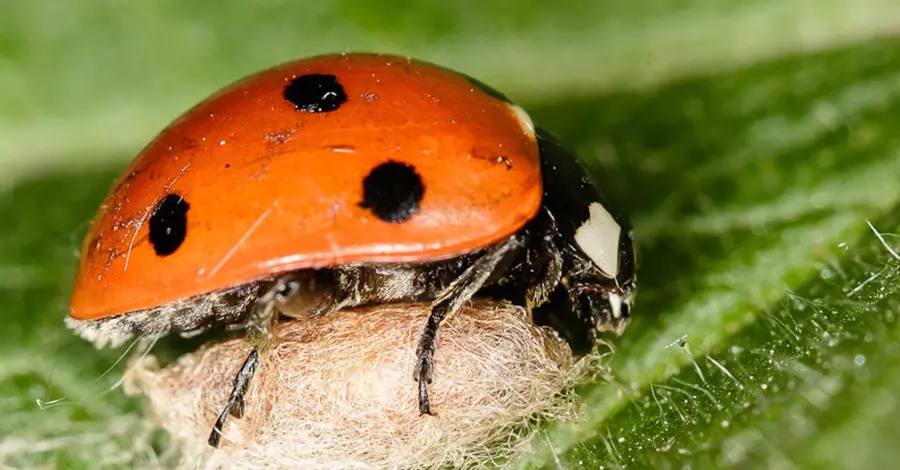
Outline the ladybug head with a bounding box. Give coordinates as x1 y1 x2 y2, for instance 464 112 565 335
563 248 636 339
536 129 637 341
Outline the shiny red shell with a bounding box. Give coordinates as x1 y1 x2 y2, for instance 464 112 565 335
69 53 542 321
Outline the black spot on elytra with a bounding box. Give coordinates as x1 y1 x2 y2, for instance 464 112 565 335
464 74 512 104
149 194 190 256
283 74 347 113
358 161 424 223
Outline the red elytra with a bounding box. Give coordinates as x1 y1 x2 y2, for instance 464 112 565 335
69 53 542 321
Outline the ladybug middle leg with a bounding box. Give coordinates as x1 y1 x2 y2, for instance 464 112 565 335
414 235 524 415
208 275 301 448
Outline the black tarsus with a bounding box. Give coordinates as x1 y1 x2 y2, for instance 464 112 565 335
417 365 432 414
208 348 260 448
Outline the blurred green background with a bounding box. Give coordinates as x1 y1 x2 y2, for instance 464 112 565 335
4 1 900 468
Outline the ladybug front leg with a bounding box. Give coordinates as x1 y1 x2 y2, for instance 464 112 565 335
208 275 301 448
414 235 524 415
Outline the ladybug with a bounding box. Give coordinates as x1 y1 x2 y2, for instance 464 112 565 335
67 53 636 447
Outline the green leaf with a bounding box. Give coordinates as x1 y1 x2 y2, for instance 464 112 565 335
4 2 900 468
519 37 900 469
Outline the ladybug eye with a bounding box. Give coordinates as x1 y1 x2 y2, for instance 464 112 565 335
573 202 621 278
358 161 425 223
149 194 190 256
283 74 347 113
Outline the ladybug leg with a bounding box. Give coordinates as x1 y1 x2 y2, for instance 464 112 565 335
414 235 524 415
208 349 259 447
524 232 564 316
208 276 301 448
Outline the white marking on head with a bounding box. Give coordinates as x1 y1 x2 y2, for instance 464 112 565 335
574 202 621 278
608 292 623 319
507 103 535 139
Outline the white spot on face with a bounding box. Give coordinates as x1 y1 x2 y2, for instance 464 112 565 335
507 103 535 140
574 202 621 278
608 292 623 319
